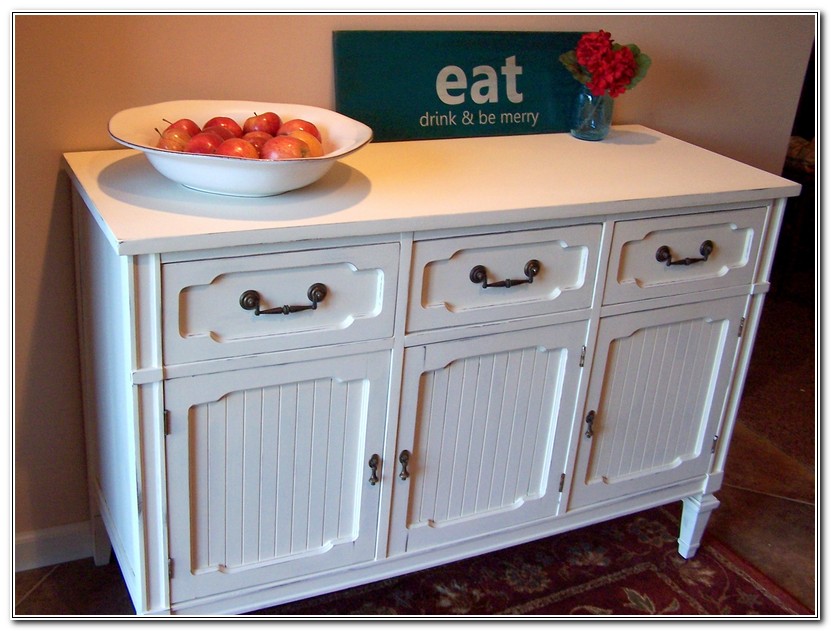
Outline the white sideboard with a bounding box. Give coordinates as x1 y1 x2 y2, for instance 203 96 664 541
64 126 799 615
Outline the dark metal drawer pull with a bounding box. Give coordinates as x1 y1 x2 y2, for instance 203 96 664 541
655 240 714 267
239 283 328 316
469 259 541 288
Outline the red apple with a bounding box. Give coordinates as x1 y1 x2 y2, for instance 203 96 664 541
163 118 201 137
278 118 321 141
260 135 310 160
154 126 190 151
202 116 243 138
215 138 260 159
156 136 188 151
243 111 282 136
202 125 236 141
242 131 273 155
184 130 224 154
260 111 282 133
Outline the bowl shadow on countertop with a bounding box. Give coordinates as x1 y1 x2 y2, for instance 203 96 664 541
96 154 372 222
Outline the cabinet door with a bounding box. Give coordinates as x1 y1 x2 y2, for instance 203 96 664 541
164 351 390 604
567 296 747 511
390 321 588 553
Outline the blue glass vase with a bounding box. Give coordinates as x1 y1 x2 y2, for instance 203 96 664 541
571 87 614 141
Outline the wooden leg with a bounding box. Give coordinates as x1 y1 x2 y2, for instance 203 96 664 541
677 494 720 559
90 514 113 566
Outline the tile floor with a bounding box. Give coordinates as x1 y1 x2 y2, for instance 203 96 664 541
706 267 816 613
14 272 817 617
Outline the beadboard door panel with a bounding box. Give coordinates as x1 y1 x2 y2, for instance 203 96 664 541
163 351 390 603
390 321 588 553
568 296 748 510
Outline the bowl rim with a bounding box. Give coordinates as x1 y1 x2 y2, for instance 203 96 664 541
108 99 373 163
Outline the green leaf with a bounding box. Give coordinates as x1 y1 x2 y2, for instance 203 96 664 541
625 44 651 91
558 50 591 85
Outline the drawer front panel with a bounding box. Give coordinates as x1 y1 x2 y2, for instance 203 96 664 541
163 243 399 364
604 207 768 305
408 225 602 332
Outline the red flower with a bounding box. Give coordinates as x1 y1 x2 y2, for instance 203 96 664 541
586 45 637 97
563 30 645 98
575 30 613 70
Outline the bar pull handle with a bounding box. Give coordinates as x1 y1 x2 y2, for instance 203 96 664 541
240 283 328 315
655 240 714 267
470 259 541 288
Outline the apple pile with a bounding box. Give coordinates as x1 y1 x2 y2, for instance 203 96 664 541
154 111 324 160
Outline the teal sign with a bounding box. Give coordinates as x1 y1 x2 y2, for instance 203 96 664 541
333 31 584 141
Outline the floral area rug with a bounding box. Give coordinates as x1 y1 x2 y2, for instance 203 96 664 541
249 504 811 618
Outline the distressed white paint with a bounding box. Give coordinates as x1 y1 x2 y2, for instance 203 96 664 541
66 127 798 614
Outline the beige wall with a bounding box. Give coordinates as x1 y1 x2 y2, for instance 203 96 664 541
14 13 815 535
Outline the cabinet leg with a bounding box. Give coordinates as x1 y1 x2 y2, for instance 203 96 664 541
677 494 720 559
90 514 113 566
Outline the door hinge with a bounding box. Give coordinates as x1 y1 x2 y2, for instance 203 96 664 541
711 434 719 454
738 316 746 337
558 473 566 493
163 410 171 436
168 558 174 579
579 345 587 368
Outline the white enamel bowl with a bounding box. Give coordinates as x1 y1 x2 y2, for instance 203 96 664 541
108 100 373 197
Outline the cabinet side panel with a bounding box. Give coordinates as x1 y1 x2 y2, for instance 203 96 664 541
75 202 142 599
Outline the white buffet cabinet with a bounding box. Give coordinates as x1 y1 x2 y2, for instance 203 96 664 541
65 126 799 615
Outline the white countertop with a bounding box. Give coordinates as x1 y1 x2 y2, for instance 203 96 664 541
63 125 800 256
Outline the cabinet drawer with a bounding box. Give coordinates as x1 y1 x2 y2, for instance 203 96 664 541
162 243 399 364
603 207 768 305
407 225 601 332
